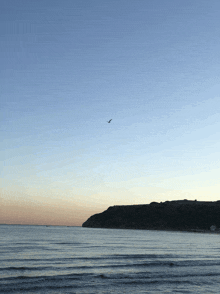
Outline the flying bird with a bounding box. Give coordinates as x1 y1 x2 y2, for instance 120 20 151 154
107 119 112 123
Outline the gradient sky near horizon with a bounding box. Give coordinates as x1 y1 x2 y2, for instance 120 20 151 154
1 0 220 226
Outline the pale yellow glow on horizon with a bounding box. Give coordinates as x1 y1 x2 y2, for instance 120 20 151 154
0 187 107 226
1 177 220 226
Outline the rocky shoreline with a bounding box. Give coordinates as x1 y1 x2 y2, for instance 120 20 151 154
82 200 220 233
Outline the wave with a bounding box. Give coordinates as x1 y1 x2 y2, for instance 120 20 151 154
1 270 219 294
1 258 220 272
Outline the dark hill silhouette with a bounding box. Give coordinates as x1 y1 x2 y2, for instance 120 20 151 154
82 200 220 232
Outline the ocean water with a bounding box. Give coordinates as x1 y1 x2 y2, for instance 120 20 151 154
0 225 219 293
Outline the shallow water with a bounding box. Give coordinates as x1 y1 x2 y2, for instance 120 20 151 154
0 225 220 293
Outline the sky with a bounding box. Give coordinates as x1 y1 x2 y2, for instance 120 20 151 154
1 0 220 226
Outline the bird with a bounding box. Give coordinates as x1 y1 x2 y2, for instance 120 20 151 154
107 119 112 123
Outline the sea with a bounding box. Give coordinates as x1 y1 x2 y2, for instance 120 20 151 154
0 225 220 293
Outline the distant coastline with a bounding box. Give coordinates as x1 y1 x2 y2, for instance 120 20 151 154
82 200 220 233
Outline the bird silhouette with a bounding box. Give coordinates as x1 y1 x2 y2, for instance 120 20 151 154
107 119 112 123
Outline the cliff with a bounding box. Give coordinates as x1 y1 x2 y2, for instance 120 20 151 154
82 200 220 232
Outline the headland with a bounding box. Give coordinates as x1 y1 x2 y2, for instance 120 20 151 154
82 200 220 233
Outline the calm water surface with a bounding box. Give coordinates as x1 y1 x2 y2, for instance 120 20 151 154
0 225 219 293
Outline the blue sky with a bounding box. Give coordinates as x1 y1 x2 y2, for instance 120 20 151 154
1 0 220 225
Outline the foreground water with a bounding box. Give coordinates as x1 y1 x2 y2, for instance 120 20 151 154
0 225 219 293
